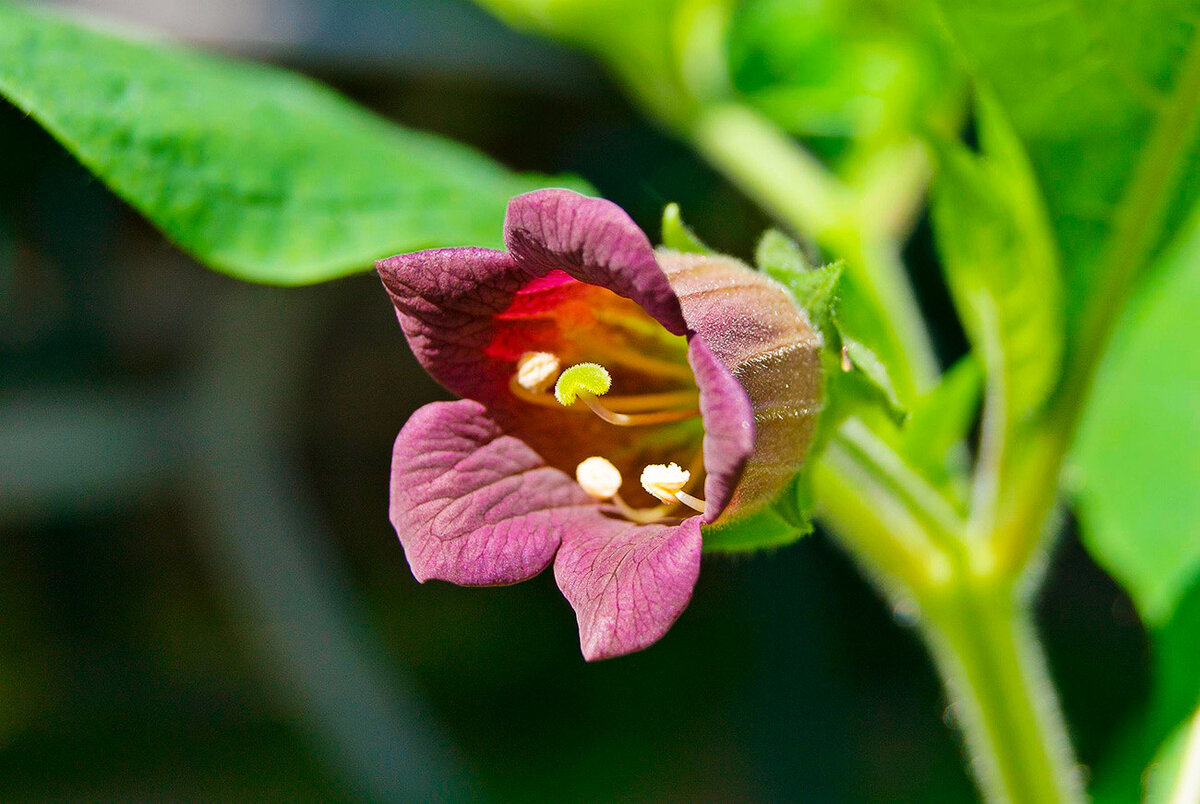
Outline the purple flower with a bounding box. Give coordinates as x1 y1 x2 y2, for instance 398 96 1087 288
378 189 821 660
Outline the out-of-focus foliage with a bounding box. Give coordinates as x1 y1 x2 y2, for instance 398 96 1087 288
0 2 589 285
728 0 956 146
1073 210 1200 627
929 0 1200 333
471 0 733 121
898 356 980 501
1094 581 1200 802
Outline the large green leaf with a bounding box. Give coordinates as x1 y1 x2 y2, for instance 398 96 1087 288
1077 208 1200 799
0 3 587 285
1071 208 1200 626
928 0 1200 333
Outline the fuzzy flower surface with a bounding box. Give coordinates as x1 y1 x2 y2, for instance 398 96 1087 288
378 189 820 660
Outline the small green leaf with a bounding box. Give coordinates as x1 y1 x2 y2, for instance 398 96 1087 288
1072 206 1200 626
0 3 590 285
703 475 812 553
760 228 904 425
899 355 981 499
660 203 714 254
930 92 1062 422
756 227 812 274
757 229 841 334
839 336 903 418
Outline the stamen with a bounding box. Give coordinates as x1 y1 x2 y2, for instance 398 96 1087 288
516 351 561 393
574 457 675 524
552 363 699 426
577 394 699 426
554 363 612 406
673 490 707 514
575 456 622 500
640 462 691 504
641 462 707 513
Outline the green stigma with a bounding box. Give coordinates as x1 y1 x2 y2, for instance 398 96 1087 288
554 363 612 406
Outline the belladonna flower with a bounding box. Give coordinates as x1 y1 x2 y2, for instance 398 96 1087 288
378 189 822 660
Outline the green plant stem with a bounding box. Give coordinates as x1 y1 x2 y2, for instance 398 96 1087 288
817 429 1083 803
813 441 950 593
686 102 940 395
920 576 1083 804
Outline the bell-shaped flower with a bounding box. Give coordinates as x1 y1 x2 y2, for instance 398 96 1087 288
378 189 821 660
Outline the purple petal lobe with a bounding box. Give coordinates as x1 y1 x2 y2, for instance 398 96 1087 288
687 338 755 523
391 399 594 586
377 247 523 403
504 189 689 336
554 515 702 661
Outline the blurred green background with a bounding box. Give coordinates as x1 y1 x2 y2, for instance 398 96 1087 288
0 0 1152 799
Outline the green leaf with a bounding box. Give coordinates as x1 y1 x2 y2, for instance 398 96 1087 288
930 93 1062 422
927 0 1200 335
729 0 958 144
473 0 723 123
0 3 589 285
660 203 714 254
759 228 904 425
899 355 981 498
1071 206 1200 626
703 474 812 553
755 227 812 275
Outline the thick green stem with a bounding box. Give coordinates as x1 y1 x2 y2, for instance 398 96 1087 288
920 577 1083 803
816 424 1081 803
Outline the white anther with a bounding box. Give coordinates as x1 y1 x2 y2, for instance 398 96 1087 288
515 351 561 394
640 462 691 504
576 456 623 500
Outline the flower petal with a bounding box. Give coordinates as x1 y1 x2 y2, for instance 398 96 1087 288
377 246 523 403
390 399 593 586
687 337 755 523
554 514 702 661
660 250 823 518
504 189 688 336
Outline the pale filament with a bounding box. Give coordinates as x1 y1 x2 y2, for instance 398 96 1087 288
577 392 698 427
673 490 707 514
590 344 695 381
508 375 698 414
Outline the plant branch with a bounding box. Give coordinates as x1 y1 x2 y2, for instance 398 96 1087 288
836 418 966 558
812 440 949 595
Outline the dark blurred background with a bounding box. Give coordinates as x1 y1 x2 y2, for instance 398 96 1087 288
0 1 1152 799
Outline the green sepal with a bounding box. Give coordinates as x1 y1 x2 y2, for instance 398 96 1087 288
757 228 905 426
660 203 714 254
